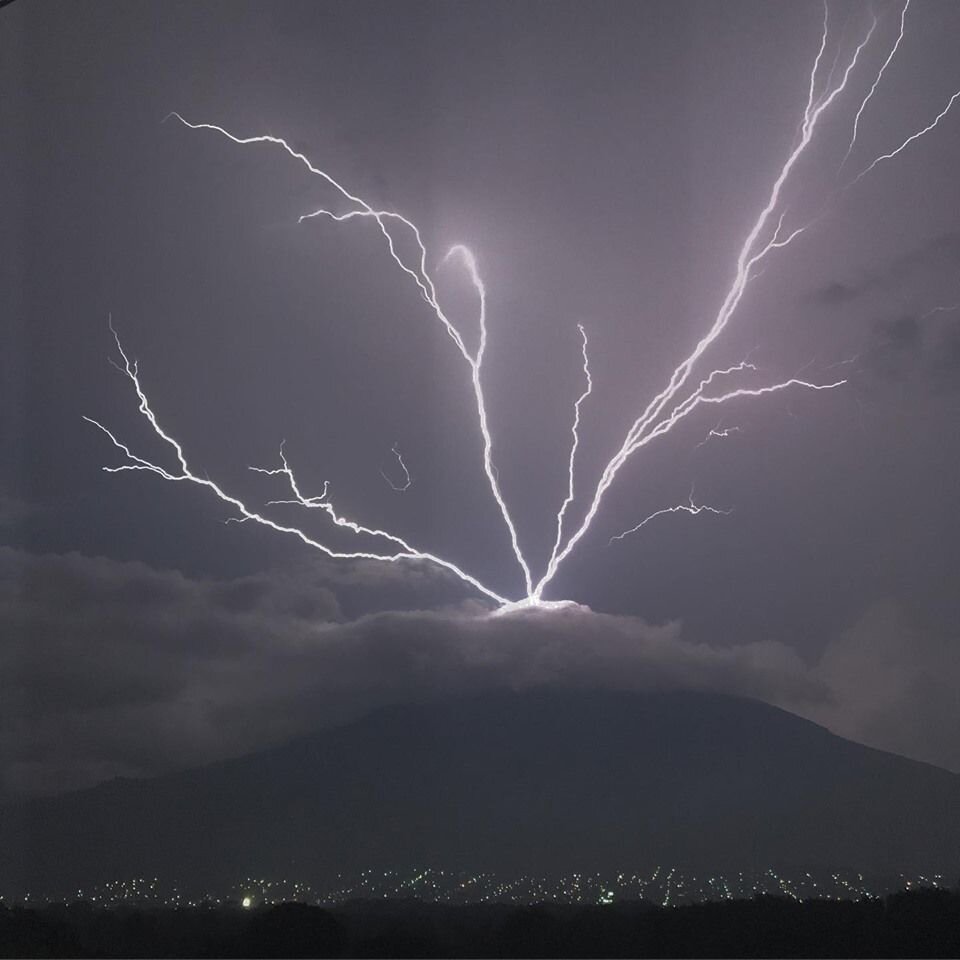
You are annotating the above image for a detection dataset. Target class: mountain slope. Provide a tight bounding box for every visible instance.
[4,690,959,896]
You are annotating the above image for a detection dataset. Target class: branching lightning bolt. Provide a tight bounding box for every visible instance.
[547,323,593,573]
[609,486,732,545]
[805,1,832,131]
[841,0,910,169]
[853,85,960,183]
[86,322,508,604]
[164,114,535,597]
[531,14,878,599]
[88,5,960,612]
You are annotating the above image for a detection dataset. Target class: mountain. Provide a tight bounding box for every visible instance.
[4,689,960,897]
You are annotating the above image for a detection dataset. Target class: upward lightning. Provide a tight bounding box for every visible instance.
[852,83,960,183]
[86,323,509,604]
[547,323,593,574]
[530,13,879,600]
[841,0,910,168]
[164,115,535,598]
[90,4,960,611]
[381,443,412,492]
[609,486,732,545]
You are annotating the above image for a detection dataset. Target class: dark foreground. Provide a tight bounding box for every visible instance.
[3,889,960,958]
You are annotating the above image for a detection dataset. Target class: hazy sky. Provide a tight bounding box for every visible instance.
[3,0,960,796]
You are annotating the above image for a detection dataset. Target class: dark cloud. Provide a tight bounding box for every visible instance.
[854,312,960,390]
[930,323,960,387]
[809,232,960,307]
[4,548,958,800]
[0,494,34,529]
[879,316,922,350]
[802,601,960,774]
[812,281,858,307]
[859,314,924,383]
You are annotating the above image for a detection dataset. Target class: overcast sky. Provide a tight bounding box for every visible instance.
[3,0,960,797]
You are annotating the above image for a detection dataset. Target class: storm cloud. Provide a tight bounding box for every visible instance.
[810,232,960,308]
[4,547,958,799]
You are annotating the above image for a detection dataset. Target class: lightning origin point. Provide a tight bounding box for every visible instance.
[490,598,590,618]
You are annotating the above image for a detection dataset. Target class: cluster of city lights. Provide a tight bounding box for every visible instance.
[7,867,949,909]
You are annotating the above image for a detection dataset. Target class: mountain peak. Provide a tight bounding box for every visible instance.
[5,688,958,898]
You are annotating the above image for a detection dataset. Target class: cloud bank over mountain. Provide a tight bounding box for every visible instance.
[3,546,957,797]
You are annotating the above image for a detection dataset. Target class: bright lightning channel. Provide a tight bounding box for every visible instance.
[85,323,509,605]
[547,323,593,576]
[164,115,535,598]
[89,5,960,612]
[529,11,884,601]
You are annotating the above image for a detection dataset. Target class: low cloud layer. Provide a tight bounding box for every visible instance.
[2,546,957,799]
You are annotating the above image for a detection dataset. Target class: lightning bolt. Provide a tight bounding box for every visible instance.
[381,443,412,492]
[547,323,593,574]
[86,321,508,605]
[694,422,742,450]
[165,114,535,598]
[841,0,910,169]
[853,85,960,183]
[610,487,732,545]
[534,6,960,600]
[531,12,876,600]
[89,5,960,612]
[804,1,832,131]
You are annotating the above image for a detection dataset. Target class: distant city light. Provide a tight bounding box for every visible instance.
[8,866,948,908]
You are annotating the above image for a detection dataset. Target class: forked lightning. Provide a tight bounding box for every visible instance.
[88,3,960,611]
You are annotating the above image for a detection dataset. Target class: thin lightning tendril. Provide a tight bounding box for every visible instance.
[90,6,960,610]
[842,0,910,168]
[921,302,960,319]
[853,86,960,183]
[547,323,593,573]
[804,1,832,131]
[381,443,412,492]
[694,423,742,450]
[610,486,732,545]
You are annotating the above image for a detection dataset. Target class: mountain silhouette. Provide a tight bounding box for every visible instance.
[4,689,960,897]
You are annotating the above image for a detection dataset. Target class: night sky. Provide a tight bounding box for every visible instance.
[3,0,960,799]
